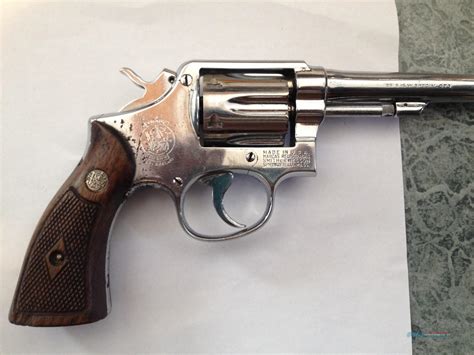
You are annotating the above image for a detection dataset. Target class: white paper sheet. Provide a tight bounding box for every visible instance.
[0,1,411,353]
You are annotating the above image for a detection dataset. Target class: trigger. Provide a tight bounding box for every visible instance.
[201,172,246,229]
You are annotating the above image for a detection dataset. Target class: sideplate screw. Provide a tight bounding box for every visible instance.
[173,177,183,186]
[180,74,193,86]
[246,152,256,163]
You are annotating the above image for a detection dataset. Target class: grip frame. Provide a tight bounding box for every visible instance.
[9,122,135,326]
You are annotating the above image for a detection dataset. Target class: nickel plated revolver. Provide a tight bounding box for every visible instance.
[10,61,474,326]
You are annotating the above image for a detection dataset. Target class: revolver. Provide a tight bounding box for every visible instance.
[10,61,474,326]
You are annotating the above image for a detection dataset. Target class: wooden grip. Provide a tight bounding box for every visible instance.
[9,122,135,326]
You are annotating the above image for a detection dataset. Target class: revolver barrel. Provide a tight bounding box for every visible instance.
[324,70,474,118]
[326,70,474,102]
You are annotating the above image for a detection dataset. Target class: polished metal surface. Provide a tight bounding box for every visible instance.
[91,61,474,241]
[200,72,291,146]
[294,67,326,141]
[325,70,474,102]
[325,103,396,117]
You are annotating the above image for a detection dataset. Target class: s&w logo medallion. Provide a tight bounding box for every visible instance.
[140,120,175,166]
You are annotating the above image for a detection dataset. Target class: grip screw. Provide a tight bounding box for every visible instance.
[49,250,65,266]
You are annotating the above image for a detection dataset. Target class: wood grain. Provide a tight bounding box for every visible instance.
[9,121,135,326]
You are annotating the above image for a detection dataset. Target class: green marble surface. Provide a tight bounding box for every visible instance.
[396,0,474,353]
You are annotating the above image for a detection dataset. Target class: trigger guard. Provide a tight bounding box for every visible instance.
[177,174,275,241]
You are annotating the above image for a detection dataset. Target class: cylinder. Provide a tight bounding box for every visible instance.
[200,72,292,146]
